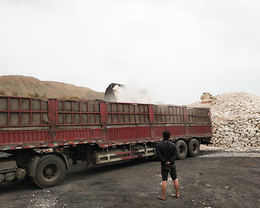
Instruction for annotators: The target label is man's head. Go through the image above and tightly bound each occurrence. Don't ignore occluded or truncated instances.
[163,130,170,140]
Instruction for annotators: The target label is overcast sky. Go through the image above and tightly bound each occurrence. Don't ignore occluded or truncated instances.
[0,0,259,105]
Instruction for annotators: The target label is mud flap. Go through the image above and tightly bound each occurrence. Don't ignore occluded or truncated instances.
[26,156,40,177]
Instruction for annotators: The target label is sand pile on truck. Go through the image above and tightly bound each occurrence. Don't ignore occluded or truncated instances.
[189,92,260,150]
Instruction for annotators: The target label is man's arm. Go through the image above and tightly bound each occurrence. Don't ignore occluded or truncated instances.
[156,144,168,164]
[169,145,178,164]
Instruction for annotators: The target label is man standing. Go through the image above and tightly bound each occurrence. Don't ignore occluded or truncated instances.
[156,130,180,200]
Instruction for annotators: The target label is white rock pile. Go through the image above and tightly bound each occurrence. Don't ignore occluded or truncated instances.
[189,92,260,150]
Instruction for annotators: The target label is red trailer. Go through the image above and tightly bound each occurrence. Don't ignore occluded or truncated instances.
[0,96,212,188]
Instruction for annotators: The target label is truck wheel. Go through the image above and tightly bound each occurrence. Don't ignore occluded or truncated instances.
[188,139,200,157]
[33,155,66,188]
[175,140,187,160]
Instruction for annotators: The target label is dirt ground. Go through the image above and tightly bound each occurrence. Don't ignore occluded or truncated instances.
[0,149,260,208]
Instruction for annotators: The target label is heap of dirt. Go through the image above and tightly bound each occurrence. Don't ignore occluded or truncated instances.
[189,92,260,150]
[0,75,104,100]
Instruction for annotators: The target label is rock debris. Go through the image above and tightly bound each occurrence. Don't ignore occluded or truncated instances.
[189,92,260,150]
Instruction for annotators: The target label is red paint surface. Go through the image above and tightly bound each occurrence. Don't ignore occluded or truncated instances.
[0,96,212,150]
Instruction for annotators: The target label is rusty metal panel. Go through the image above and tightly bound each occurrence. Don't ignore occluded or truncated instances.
[154,125,186,138]
[0,96,49,127]
[187,107,211,124]
[189,125,212,135]
[57,100,102,126]
[0,130,51,147]
[55,129,103,142]
[153,105,185,124]
[106,102,150,124]
[106,127,151,142]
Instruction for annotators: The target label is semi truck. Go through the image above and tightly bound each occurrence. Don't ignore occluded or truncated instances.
[0,95,212,188]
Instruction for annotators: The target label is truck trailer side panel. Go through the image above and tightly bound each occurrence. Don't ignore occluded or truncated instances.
[0,96,212,150]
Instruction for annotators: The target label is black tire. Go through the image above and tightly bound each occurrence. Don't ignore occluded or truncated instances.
[175,140,188,160]
[188,139,200,157]
[33,155,66,188]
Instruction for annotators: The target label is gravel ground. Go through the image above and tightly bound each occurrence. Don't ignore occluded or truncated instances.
[200,145,260,158]
[0,148,259,208]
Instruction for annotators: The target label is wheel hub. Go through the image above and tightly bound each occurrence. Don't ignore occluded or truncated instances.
[45,167,53,176]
